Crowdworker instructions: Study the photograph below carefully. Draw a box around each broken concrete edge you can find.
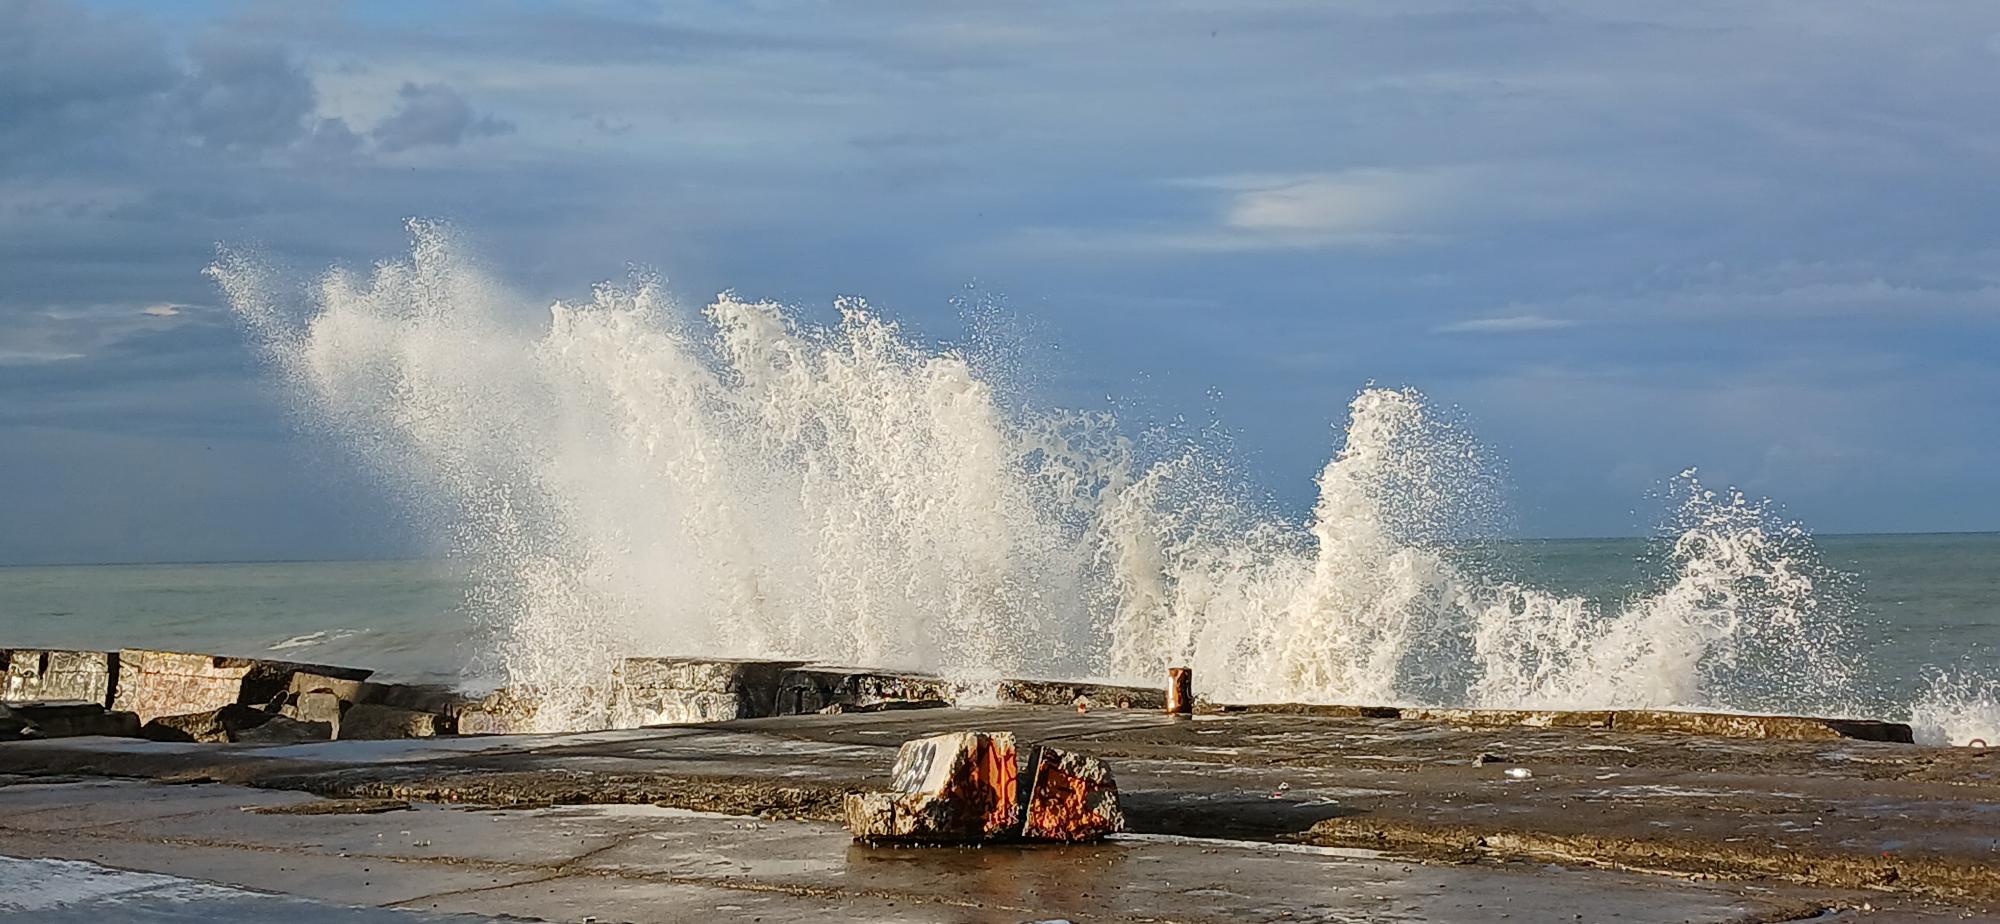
[0,700,141,740]
[0,730,1988,904]
[845,731,1126,846]
[0,737,863,822]
[996,678,1167,711]
[1020,746,1125,843]
[1306,815,1997,904]
[2,648,119,709]
[1204,702,1915,743]
[2,649,1919,744]
[112,648,373,723]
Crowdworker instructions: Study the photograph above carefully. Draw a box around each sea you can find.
[4,532,1995,742]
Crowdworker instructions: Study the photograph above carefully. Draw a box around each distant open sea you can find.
[2,533,1995,719]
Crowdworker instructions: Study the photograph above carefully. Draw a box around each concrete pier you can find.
[0,777,1910,923]
[0,705,1992,920]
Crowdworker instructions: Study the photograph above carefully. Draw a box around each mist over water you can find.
[211,224,1994,741]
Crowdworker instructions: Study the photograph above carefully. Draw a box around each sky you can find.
[3,0,1999,565]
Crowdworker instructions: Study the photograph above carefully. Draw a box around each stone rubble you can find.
[0,648,1926,748]
[774,665,954,716]
[997,678,1165,711]
[112,649,371,724]
[1020,746,1126,842]
[1,649,117,707]
[0,700,140,740]
[338,702,448,740]
[140,703,278,743]
[846,731,1022,843]
[845,731,1127,845]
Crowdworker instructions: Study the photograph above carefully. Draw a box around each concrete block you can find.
[846,731,1020,843]
[1206,702,1402,719]
[1609,709,1915,743]
[0,701,141,739]
[337,703,447,740]
[1021,747,1125,842]
[111,649,371,723]
[997,678,1165,711]
[292,689,346,733]
[1403,708,1616,729]
[234,715,333,744]
[612,657,803,727]
[2,649,117,707]
[355,682,475,719]
[774,665,955,716]
[457,688,540,735]
[140,703,275,743]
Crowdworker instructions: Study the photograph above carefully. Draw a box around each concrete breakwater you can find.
[7,642,1999,916]
[3,645,1918,744]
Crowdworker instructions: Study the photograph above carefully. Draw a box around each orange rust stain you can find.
[1024,761,1108,841]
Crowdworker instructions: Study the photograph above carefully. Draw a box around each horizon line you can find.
[5,528,1997,569]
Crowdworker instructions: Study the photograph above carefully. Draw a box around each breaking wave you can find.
[212,222,1953,733]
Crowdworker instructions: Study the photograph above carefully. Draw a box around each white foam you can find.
[212,223,1885,730]
[1909,672,2000,746]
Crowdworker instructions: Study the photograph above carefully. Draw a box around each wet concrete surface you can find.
[0,777,1926,923]
[3,706,1999,915]
[0,855,485,922]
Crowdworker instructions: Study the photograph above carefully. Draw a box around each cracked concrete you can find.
[2,706,1997,919]
[0,778,1916,923]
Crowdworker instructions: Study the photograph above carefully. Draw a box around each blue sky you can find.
[3,0,1999,564]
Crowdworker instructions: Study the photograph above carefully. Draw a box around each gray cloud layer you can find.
[3,0,1999,562]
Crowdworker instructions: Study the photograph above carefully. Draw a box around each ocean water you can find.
[0,560,478,687]
[3,534,1994,738]
[90,221,1984,740]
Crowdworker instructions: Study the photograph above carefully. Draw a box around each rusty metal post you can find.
[1166,667,1193,715]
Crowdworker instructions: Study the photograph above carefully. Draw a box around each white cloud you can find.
[1505,268,2000,324]
[141,303,182,317]
[1435,314,1577,334]
[1198,168,1463,234]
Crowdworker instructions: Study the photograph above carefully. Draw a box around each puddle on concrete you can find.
[1110,832,1386,860]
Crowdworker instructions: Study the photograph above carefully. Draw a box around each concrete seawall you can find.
[4,646,1982,919]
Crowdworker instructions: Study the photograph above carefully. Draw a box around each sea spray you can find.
[1910,671,2000,746]
[217,222,1893,730]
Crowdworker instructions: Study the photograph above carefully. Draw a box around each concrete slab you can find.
[6,706,2000,908]
[0,778,317,831]
[0,779,1878,924]
[0,856,490,922]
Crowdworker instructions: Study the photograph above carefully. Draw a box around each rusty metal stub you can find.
[1166,667,1193,715]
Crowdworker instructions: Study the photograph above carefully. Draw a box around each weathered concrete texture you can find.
[233,715,333,744]
[612,656,804,726]
[0,856,482,923]
[338,703,447,740]
[998,678,1166,710]
[848,731,1021,843]
[352,682,475,721]
[774,665,954,715]
[1021,747,1125,842]
[1609,708,1915,742]
[1,649,117,707]
[454,687,541,735]
[0,701,140,739]
[0,778,1892,924]
[141,703,278,743]
[291,689,347,731]
[110,649,372,723]
[3,707,1996,909]
[1224,703,1916,743]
